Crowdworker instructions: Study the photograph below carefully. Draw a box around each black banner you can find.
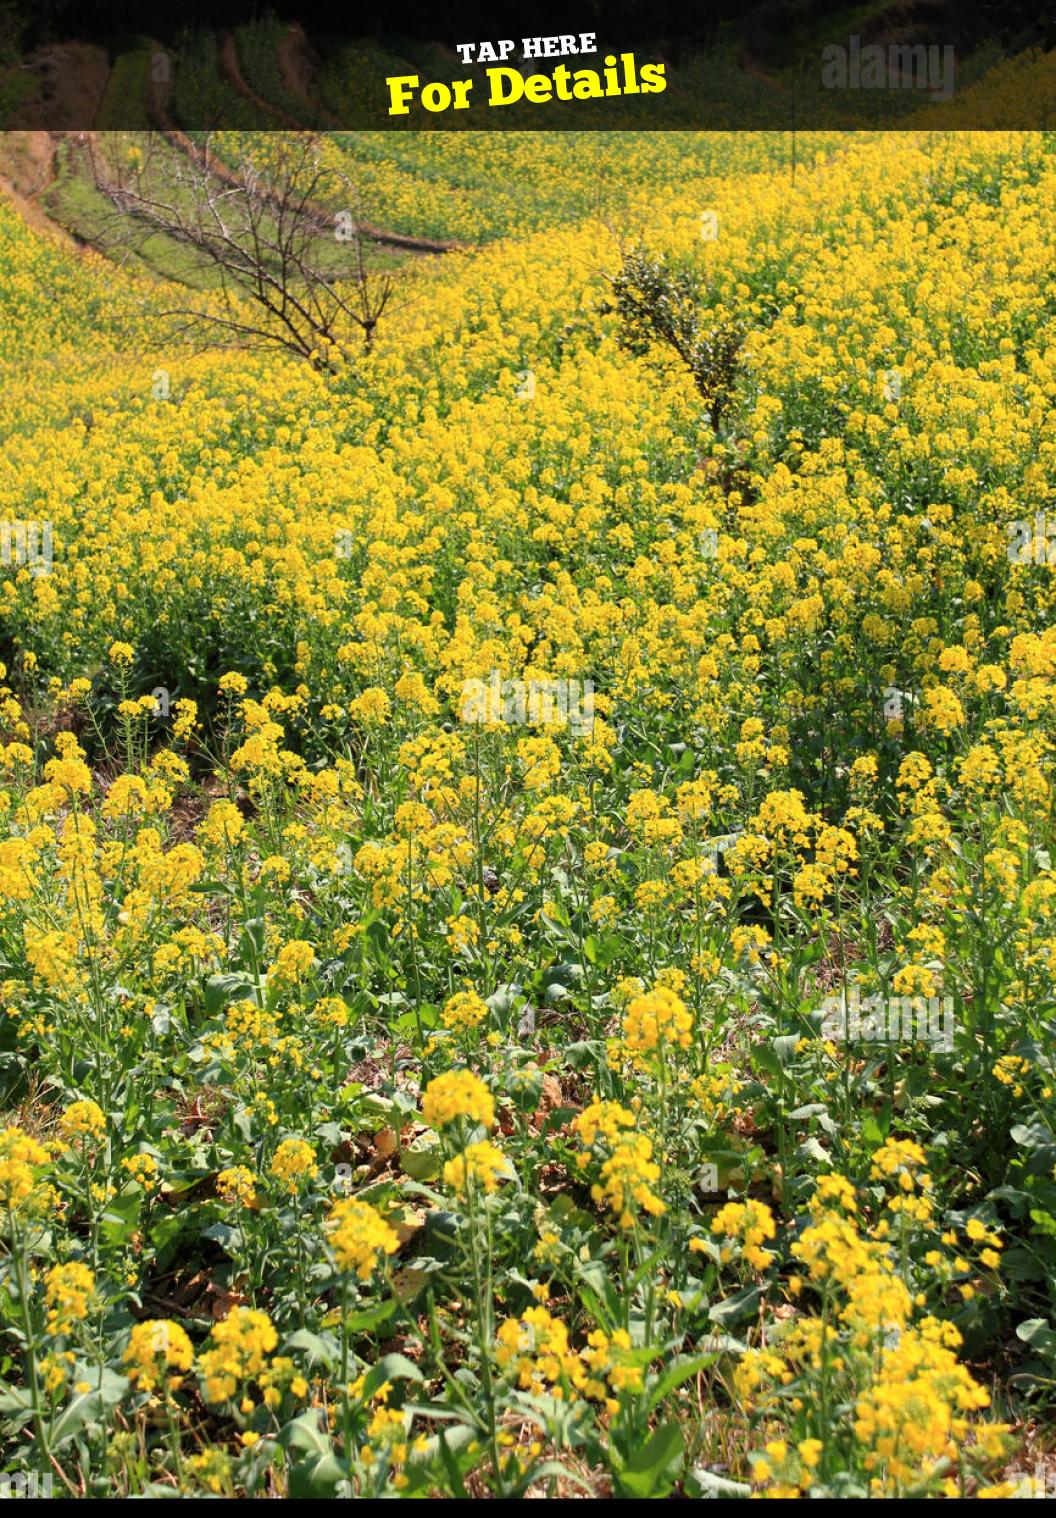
[0,1,1053,129]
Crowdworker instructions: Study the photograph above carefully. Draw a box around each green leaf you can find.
[98,1188,141,1246]
[0,1379,31,1413]
[395,1003,439,1034]
[709,1283,766,1327]
[614,1421,684,1499]
[374,1352,424,1385]
[401,1134,442,1181]
[772,1034,800,1064]
[519,1458,593,1495]
[436,1425,472,1498]
[284,1328,337,1371]
[203,973,256,1017]
[687,1466,753,1499]
[1016,1318,1056,1362]
[148,1211,189,1268]
[280,1409,331,1457]
[343,1298,397,1334]
[645,1351,718,1416]
[49,1370,129,1449]
[999,1247,1045,1282]
[188,879,237,897]
[202,1221,240,1250]
[392,1266,431,1304]
[751,1045,782,1080]
[288,1453,347,1498]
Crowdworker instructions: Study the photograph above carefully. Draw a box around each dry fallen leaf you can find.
[385,1202,425,1246]
[391,1266,429,1303]
[207,1282,248,1320]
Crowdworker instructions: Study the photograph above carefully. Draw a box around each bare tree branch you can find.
[89,131,401,367]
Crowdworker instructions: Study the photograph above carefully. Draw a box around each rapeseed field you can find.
[0,128,1054,1498]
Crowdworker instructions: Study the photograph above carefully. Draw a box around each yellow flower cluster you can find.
[573,1099,665,1229]
[197,1307,279,1405]
[421,1070,495,1131]
[0,1126,51,1218]
[494,1309,643,1411]
[216,1165,259,1208]
[59,1100,106,1141]
[440,988,489,1032]
[442,1141,510,1195]
[710,1198,777,1271]
[123,1319,194,1393]
[326,1197,401,1280]
[621,984,693,1057]
[269,1139,319,1194]
[44,1262,95,1336]
[741,1168,1011,1496]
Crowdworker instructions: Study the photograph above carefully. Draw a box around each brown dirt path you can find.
[147,121,462,254]
[7,43,111,130]
[218,30,304,130]
[277,23,330,115]
[0,130,92,252]
[0,41,463,263]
